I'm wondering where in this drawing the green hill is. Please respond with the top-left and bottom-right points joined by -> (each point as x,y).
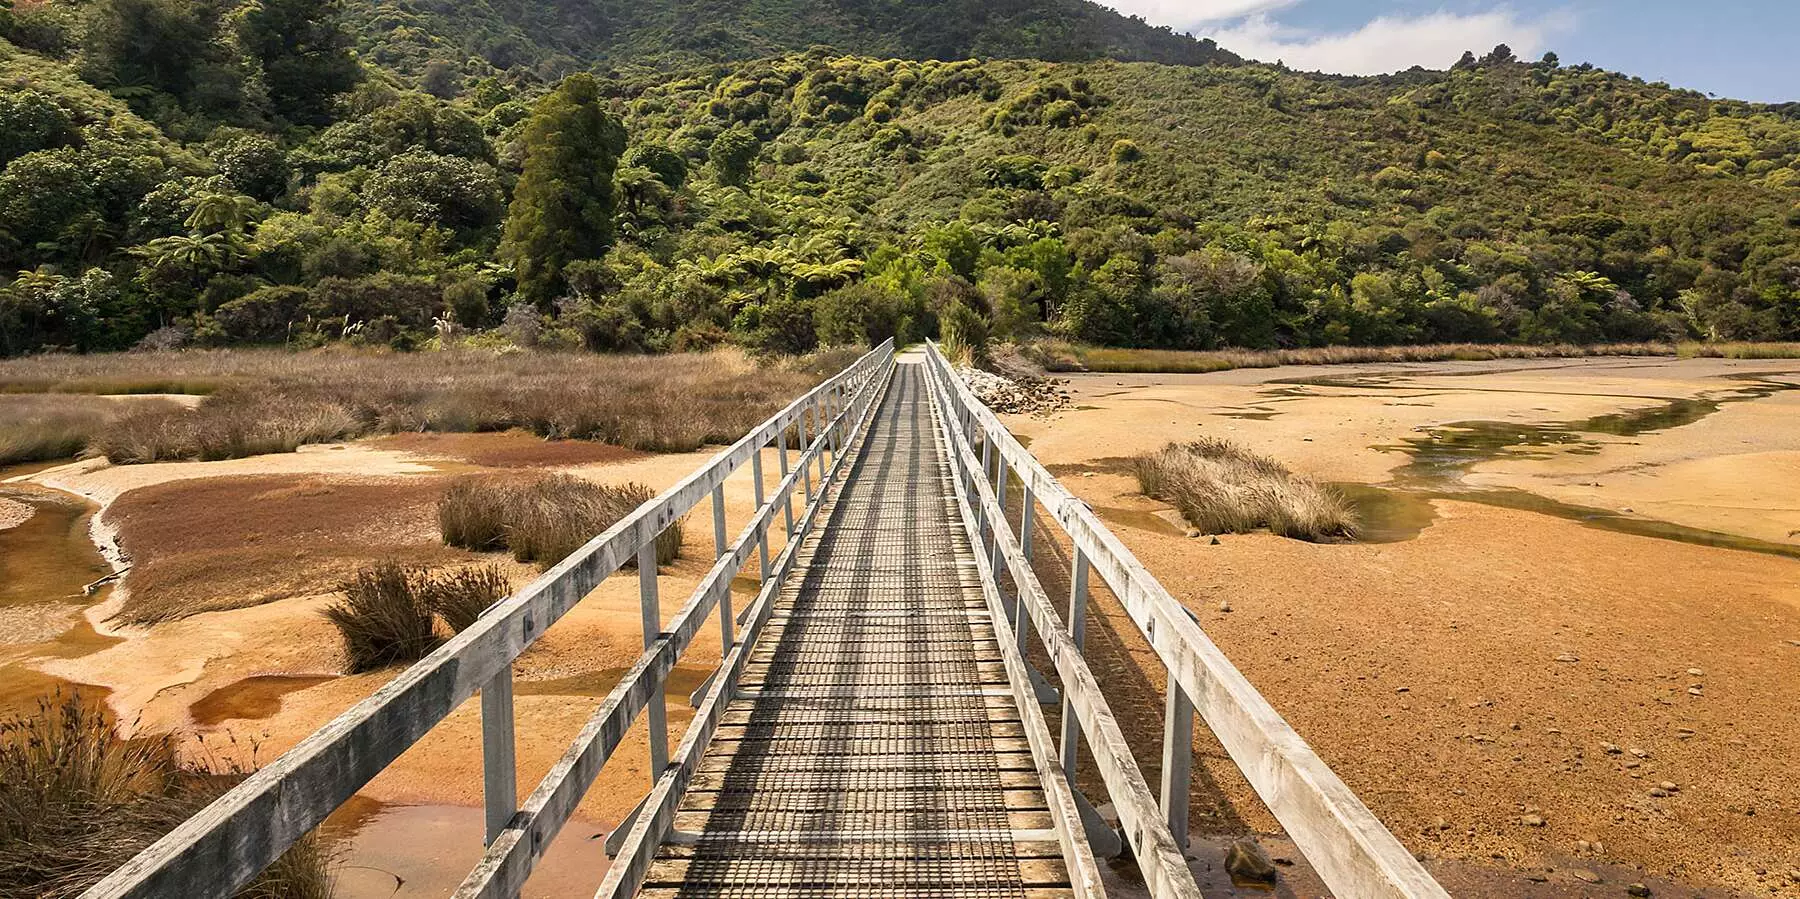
347,0 -> 1241,77
0,0 -> 1796,356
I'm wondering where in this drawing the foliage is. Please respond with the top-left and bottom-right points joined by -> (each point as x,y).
1135,439 -> 1359,541
324,561 -> 440,671
0,690 -> 334,898
499,74 -> 626,305
438,474 -> 682,568
0,22 -> 1797,357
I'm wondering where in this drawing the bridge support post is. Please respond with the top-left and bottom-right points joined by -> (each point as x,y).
1059,550 -> 1088,783
751,450 -> 770,582
480,666 -> 517,845
777,423 -> 793,535
1161,680 -> 1195,851
711,485 -> 734,650
640,540 -> 668,776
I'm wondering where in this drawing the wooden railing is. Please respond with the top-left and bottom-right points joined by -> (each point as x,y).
921,342 -> 1450,899
81,339 -> 895,899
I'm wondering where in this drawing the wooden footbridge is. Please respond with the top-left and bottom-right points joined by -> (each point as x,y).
85,343 -> 1449,899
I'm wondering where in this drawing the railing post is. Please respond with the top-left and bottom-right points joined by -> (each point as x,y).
1161,679 -> 1195,849
1060,550 -> 1089,782
777,420 -> 794,535
711,484 -> 734,650
1019,486 -> 1035,562
480,666 -> 517,845
639,539 -> 668,776
751,446 -> 770,582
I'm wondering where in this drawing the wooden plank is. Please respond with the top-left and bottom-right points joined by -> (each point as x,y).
640,890 -> 1076,899
924,341 -> 1450,899
643,857 -> 1071,886
678,787 -> 1049,812
653,838 -> 1069,859
672,809 -> 1057,833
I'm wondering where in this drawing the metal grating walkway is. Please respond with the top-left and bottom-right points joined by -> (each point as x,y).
640,361 -> 1076,898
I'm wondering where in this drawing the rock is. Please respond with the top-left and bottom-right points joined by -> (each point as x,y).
1225,839 -> 1278,883
1395,686 -> 1409,693
1627,883 -> 1652,897
1219,601 -> 1233,613
1520,814 -> 1546,827
1210,535 -> 1221,545
1687,668 -> 1704,676
1687,686 -> 1704,696
1601,742 -> 1622,754
1649,788 -> 1669,798
1555,652 -> 1581,663
1185,528 -> 1201,538
1571,869 -> 1604,884
1659,781 -> 1678,792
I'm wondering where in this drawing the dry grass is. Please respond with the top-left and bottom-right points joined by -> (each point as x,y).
0,690 -> 332,898
0,347 -> 825,463
0,395 -> 181,466
1029,340 -> 1800,374
106,474 -> 471,626
415,564 -> 511,633
323,563 -> 441,673
440,474 -> 682,568
1135,439 -> 1359,542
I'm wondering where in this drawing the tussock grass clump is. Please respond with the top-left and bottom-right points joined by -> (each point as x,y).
0,691 -> 332,898
96,391 -> 358,463
324,563 -> 441,673
0,395 -> 181,466
415,565 -> 511,633
1135,439 -> 1359,542
439,475 -> 682,568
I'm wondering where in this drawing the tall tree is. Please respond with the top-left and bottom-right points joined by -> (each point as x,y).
499,74 -> 626,305
236,0 -> 361,125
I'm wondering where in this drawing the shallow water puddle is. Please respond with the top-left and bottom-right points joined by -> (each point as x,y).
0,475 -> 123,714
324,796 -> 610,898
1336,376 -> 1800,556
190,674 -> 338,726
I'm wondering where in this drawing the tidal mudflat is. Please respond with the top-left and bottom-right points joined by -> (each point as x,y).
1007,355 -> 1800,897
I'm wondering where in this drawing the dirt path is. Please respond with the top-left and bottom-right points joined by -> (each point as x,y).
1005,356 -> 1800,898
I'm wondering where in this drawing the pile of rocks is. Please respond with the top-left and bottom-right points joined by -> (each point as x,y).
955,365 -> 1072,416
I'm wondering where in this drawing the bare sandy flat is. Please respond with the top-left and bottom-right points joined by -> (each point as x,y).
1006,355 -> 1800,897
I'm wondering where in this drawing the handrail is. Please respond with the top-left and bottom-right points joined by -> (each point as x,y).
921,359 -> 1177,899
595,346 -> 896,899
922,342 -> 1450,899
83,339 -> 896,899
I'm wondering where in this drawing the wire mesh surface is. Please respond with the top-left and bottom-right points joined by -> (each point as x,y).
647,363 -> 1072,898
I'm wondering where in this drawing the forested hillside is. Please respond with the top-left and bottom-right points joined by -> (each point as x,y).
341,0 -> 1240,79
1,0 -> 1797,357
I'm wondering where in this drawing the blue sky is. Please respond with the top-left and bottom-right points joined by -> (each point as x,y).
1100,1 -> 1799,103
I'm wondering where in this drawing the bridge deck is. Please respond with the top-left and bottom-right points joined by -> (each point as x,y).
639,362 -> 1075,898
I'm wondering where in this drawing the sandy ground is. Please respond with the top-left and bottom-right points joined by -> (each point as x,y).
1005,356 -> 1800,898
7,433 -> 795,842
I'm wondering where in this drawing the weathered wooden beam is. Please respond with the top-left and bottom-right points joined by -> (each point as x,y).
479,667 -> 517,846
923,342 -> 1449,899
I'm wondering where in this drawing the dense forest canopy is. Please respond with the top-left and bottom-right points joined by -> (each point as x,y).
0,0 -> 1797,357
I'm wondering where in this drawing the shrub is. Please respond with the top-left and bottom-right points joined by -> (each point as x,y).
324,562 -> 441,672
0,691 -> 332,898
96,390 -> 358,463
438,475 -> 682,568
1134,439 -> 1359,542
1110,139 -> 1142,163
414,564 -> 511,632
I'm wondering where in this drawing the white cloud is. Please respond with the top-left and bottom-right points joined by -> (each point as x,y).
1202,10 -> 1565,74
